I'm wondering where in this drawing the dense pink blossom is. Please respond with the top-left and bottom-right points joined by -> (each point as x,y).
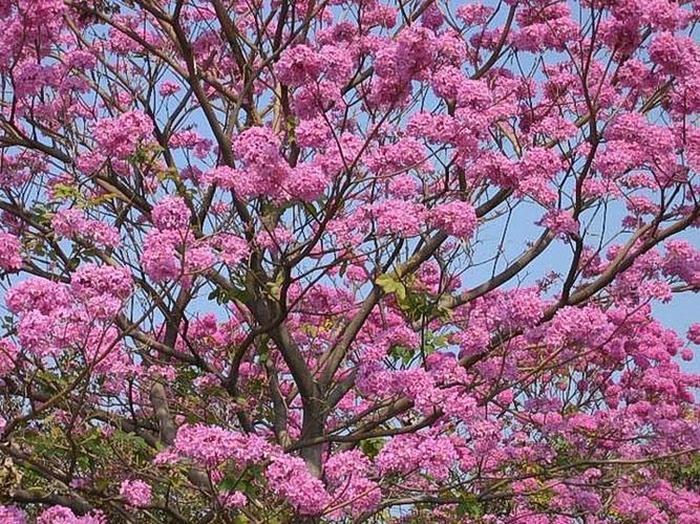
538,209 -> 580,237
276,45 -> 323,87
234,126 -> 282,167
218,490 -> 247,509
370,199 -> 426,237
119,479 -> 152,508
0,338 -> 19,377
1,0 -> 699,521
0,232 -> 22,271
140,229 -> 183,282
71,263 -> 132,302
52,209 -> 121,249
6,278 -> 71,316
688,324 -> 700,344
265,455 -> 330,515
172,424 -> 271,467
428,201 -> 478,238
38,507 -> 106,524
93,111 -> 153,159
210,234 -> 249,266
151,196 -> 190,231
376,433 -> 458,480
0,506 -> 25,524
324,450 -> 381,516
284,163 -> 329,201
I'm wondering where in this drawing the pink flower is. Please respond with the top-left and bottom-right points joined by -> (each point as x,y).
158,81 -> 181,96
538,209 -> 579,237
265,454 -> 330,515
173,424 -> 271,467
151,196 -> 190,231
276,45 -> 323,87
649,32 -> 699,77
119,479 -> 152,508
38,506 -> 106,524
0,338 -> 20,376
6,278 -> 71,316
376,433 -> 457,480
325,450 -> 381,517
93,110 -> 153,159
370,199 -> 426,237
218,490 -> 247,509
52,208 -> 120,249
0,506 -> 25,524
295,118 -> 331,148
284,163 -> 328,201
0,232 -> 22,271
169,130 -> 212,159
234,126 -> 282,167
429,201 -> 478,239
141,230 -> 183,282
71,263 -> 133,302
456,4 -> 494,25
211,234 -> 249,266
688,324 -> 700,345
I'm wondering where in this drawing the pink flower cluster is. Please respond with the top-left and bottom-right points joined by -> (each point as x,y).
265,455 -> 330,515
0,338 -> 19,377
166,423 -> 383,516
428,201 -> 478,239
0,232 -> 22,271
218,490 -> 247,509
119,479 -> 152,508
93,110 -> 153,159
369,199 -> 427,237
37,506 -> 106,524
376,433 -> 458,480
52,208 -> 121,249
141,196 -> 229,282
0,506 -> 25,524
4,267 -> 132,372
324,450 -> 381,517
2,0 -> 700,521
151,195 -> 190,230
172,423 -> 271,467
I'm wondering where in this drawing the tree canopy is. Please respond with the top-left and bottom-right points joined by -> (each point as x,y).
0,0 -> 699,522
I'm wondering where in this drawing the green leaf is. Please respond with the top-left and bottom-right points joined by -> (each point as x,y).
360,438 -> 385,459
376,273 -> 407,301
218,476 -> 239,492
389,345 -> 414,365
52,183 -> 81,201
456,494 -> 483,518
423,332 -> 449,355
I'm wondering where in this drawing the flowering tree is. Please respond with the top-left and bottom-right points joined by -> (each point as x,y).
0,0 -> 699,522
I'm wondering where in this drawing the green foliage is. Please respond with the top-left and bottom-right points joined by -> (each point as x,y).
52,183 -> 82,201
129,143 -> 163,167
389,344 -> 415,365
456,493 -> 484,519
376,273 -> 452,322
208,285 -> 250,305
658,451 -> 700,490
30,203 -> 54,228
376,273 -> 408,302
360,438 -> 385,459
